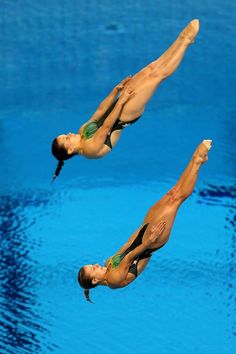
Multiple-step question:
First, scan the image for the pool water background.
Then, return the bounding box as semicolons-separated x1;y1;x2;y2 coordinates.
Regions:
0;1;235;353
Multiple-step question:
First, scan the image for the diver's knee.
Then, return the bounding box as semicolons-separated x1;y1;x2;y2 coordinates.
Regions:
166;185;184;204
148;61;157;71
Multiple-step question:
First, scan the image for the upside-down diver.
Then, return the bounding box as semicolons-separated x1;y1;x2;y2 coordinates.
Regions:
51;19;200;182
78;139;212;302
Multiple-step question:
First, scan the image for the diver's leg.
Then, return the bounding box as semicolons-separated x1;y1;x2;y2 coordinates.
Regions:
144;140;212;223
119;19;199;121
120;140;211;252
169;139;212;203
130;19;199;86
118;140;212;254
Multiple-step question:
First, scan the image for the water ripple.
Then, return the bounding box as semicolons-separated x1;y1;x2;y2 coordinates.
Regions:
0;192;58;354
197;183;236;336
197;183;236;208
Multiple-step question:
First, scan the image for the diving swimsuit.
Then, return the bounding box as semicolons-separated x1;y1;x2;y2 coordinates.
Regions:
109;224;165;277
82;98;141;149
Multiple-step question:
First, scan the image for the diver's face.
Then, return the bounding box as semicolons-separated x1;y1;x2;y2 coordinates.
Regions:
57;133;80;154
84;264;107;284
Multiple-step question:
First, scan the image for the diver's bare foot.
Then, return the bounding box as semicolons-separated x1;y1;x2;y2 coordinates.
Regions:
194;139;212;164
202;139;212;151
180;19;200;45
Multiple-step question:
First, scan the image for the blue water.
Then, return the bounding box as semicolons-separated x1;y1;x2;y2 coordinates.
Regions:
0;1;235;353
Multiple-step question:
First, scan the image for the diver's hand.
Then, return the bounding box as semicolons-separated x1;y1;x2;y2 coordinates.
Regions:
118;86;135;104
116;76;132;90
145;221;166;247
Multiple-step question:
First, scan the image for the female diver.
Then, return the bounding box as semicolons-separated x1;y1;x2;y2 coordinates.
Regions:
78;139;212;302
51;19;200;182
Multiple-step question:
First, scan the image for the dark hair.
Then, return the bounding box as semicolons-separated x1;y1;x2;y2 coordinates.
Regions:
51;138;74;182
78;267;97;303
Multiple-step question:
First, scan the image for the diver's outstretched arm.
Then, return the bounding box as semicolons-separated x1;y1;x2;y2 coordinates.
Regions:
87;77;132;122
107;221;165;287
93;87;135;146
116;222;165;273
